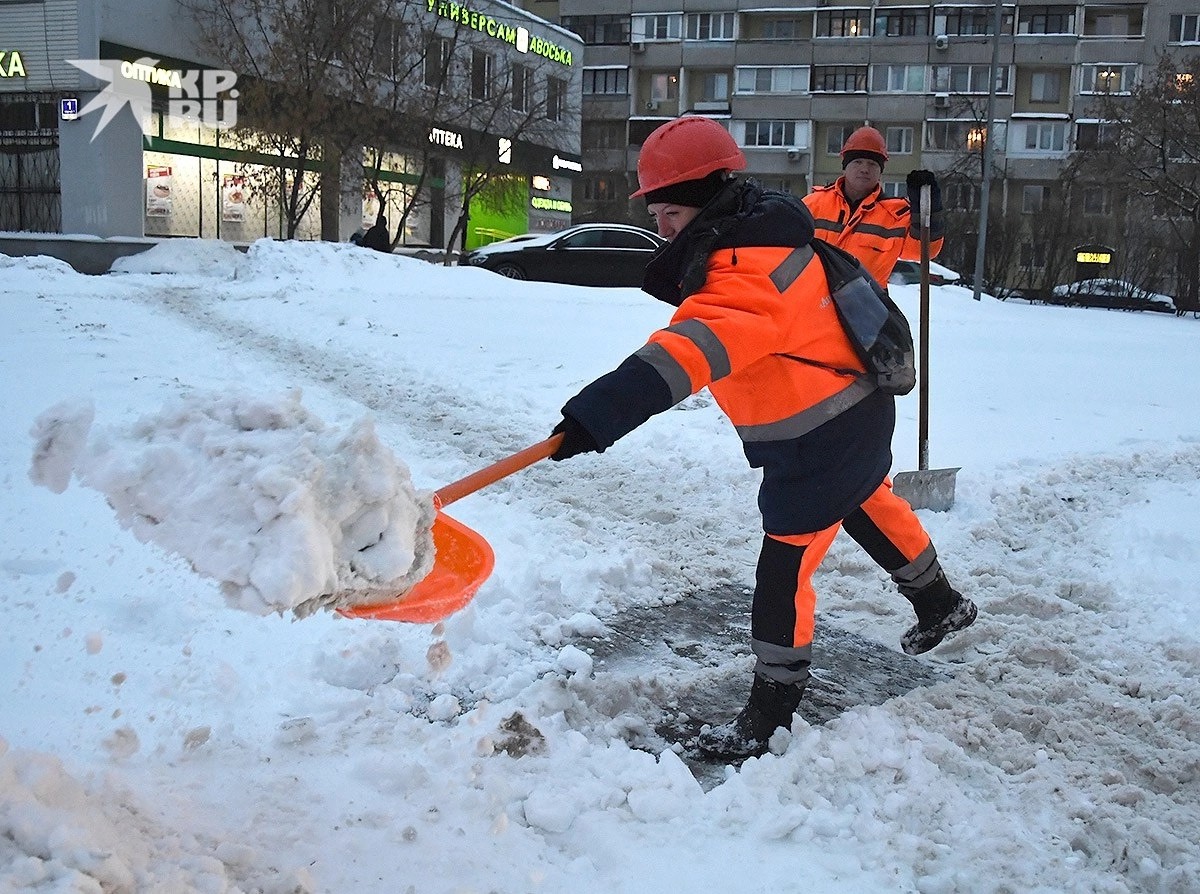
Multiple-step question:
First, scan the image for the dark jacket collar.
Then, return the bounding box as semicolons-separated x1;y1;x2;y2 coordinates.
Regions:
642;179;817;306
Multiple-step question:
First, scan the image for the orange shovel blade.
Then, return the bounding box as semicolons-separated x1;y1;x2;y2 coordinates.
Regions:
337;434;561;624
338;512;495;623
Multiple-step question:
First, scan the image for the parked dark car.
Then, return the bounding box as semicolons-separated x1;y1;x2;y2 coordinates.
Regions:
1050;279;1175;313
460;223;666;287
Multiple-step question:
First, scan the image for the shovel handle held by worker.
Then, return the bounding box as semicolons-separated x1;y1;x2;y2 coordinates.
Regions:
434;434;563;508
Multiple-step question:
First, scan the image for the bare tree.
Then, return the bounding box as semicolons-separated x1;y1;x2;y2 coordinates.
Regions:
1083;54;1200;313
191;0;576;252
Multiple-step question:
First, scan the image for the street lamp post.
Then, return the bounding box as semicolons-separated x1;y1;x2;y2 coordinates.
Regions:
971;0;1006;301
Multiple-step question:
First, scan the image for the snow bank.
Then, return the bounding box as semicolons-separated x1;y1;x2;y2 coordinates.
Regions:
28;389;435;618
109;238;244;278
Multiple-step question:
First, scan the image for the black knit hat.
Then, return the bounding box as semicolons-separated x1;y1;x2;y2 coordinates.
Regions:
842;149;886;171
642;170;728;207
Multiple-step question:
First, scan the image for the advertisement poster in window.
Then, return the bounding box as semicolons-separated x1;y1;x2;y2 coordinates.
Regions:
146;165;172;217
222;174;247;223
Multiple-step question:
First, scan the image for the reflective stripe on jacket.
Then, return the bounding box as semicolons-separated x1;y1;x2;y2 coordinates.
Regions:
802;178;943;287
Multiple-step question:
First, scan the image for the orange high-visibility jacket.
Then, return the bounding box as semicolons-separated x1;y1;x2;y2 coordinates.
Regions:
561;184;894;534
803;178;943;287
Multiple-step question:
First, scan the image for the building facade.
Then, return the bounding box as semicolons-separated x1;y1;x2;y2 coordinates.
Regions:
0;0;583;248
515;0;1199;292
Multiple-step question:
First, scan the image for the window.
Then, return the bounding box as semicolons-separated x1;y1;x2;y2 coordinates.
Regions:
935;7;1014;36
583;68;629;95
816;9;869;38
649;73;679;101
874;8;929;37
1075;121;1120;149
744;120;800;148
372;18;407;79
926;120;1003;152
811;66;868;92
546;77;565;121
1020;242;1047;269
827;124;856;155
686;13;735;40
562;14;630;45
871;64;925;93
0;100;39;131
735;66;809;94
583;178;618;201
1029;71;1062;102
1169;15;1200;43
471;49;494;100
698;72;730;102
886;126;914;155
1020;122;1067;152
761;18;805;39
511;64;532;112
1022;185;1046;213
633;13;682;41
582;120;625;150
932;64;1010;94
423;37;451;89
1079;64;1136;95
1083;187;1111;216
1083;7;1143;37
944;181;979;212
881;182;906;199
1019;6;1075;35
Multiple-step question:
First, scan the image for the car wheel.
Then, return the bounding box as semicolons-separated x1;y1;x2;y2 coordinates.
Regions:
493;263;526;280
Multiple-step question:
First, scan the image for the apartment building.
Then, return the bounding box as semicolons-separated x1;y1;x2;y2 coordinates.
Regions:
514;0;1200;290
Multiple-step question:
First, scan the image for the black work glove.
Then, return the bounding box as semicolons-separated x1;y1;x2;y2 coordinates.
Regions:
550;415;599;462
906;170;942;217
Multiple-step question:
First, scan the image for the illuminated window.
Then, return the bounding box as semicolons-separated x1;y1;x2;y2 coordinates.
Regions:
815;10;869;38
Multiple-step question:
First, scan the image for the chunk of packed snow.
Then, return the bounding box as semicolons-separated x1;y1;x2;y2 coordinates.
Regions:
28;389;435;618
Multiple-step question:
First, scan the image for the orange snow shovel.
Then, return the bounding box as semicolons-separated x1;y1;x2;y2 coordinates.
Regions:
340;434;563;623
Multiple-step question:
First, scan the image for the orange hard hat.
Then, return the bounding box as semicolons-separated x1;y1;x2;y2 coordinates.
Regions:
631;116;747;198
840;126;889;165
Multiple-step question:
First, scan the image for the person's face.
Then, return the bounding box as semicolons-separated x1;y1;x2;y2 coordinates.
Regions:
842;157;883;201
647;202;702;241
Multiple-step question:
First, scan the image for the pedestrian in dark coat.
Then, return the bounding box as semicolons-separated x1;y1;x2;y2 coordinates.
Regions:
360;212;391;253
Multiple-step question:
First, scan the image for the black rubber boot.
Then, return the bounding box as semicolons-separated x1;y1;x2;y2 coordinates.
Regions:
697;674;806;760
900;570;977;655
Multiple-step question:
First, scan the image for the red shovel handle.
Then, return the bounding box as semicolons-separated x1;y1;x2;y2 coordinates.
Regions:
434;434;563;508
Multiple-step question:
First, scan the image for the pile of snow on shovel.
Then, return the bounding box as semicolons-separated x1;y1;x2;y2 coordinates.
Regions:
28;389;435;618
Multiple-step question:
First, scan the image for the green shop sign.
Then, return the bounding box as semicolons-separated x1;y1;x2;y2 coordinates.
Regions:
425;0;573;66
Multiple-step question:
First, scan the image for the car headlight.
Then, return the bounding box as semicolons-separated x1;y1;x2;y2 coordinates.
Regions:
467;254;488;266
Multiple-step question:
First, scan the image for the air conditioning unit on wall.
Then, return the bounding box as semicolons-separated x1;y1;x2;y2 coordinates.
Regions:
934;34;950;50
631;41;646;54
645;100;659;112
786;149;801;162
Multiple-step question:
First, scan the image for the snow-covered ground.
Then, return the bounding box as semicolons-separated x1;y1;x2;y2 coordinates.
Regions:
2;237;1198;893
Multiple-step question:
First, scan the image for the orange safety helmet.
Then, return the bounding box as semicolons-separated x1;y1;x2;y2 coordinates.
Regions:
840;126;889;168
631;116;747;198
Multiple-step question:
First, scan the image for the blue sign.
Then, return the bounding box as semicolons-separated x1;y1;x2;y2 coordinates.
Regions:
60;98;79;120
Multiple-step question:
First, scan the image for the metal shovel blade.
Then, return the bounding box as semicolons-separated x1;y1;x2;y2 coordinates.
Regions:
339;512;495;622
892;468;960;513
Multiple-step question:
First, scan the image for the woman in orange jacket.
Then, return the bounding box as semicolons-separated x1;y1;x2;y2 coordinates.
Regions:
548;116;975;759
803;125;943;288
